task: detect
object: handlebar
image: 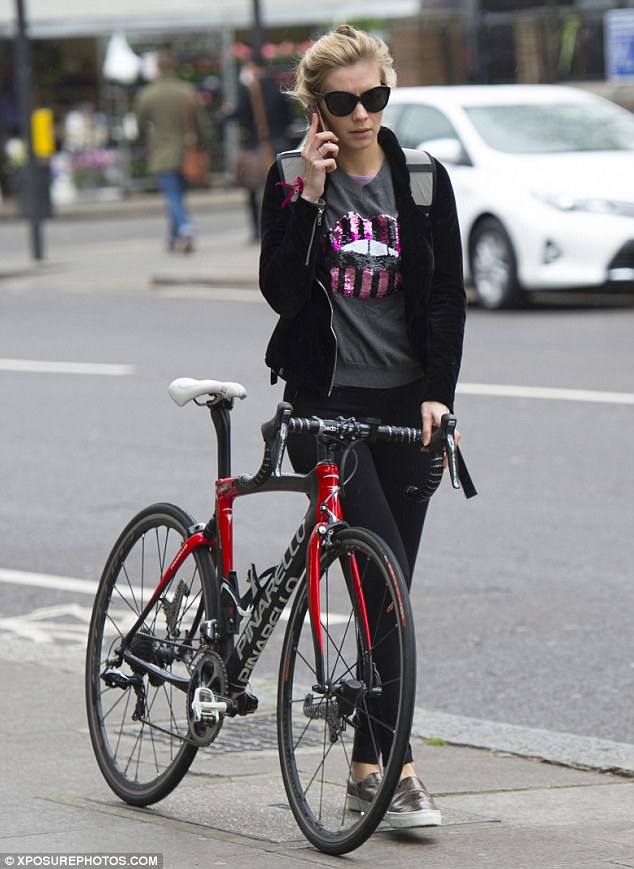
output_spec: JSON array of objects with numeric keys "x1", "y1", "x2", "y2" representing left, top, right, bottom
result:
[{"x1": 237, "y1": 401, "x2": 468, "y2": 502}]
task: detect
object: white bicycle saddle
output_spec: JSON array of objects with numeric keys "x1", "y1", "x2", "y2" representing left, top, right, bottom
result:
[{"x1": 168, "y1": 377, "x2": 248, "y2": 407}]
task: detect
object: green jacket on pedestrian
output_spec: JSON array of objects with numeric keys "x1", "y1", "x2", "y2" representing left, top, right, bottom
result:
[{"x1": 134, "y1": 73, "x2": 208, "y2": 175}]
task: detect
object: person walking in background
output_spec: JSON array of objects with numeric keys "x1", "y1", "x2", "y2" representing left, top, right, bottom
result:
[
  {"x1": 259, "y1": 24, "x2": 466, "y2": 829},
  {"x1": 134, "y1": 49, "x2": 208, "y2": 253},
  {"x1": 228, "y1": 57, "x2": 294, "y2": 241}
]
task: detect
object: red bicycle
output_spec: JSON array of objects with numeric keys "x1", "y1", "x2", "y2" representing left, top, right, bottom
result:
[{"x1": 85, "y1": 377, "x2": 462, "y2": 854}]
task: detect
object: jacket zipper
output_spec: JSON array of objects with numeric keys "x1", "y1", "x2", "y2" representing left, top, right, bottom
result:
[
  {"x1": 305, "y1": 204, "x2": 324, "y2": 267},
  {"x1": 305, "y1": 205, "x2": 337, "y2": 396},
  {"x1": 315, "y1": 277, "x2": 338, "y2": 396},
  {"x1": 305, "y1": 207, "x2": 339, "y2": 397}
]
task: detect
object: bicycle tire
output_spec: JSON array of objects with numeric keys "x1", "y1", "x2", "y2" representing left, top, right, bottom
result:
[
  {"x1": 277, "y1": 526, "x2": 416, "y2": 854},
  {"x1": 85, "y1": 503, "x2": 216, "y2": 805}
]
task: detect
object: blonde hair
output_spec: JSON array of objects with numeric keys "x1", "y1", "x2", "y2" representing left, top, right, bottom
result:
[{"x1": 289, "y1": 24, "x2": 397, "y2": 109}]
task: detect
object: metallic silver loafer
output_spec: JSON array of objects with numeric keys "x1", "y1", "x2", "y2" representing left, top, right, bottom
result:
[
  {"x1": 346, "y1": 772, "x2": 382, "y2": 813},
  {"x1": 385, "y1": 775, "x2": 442, "y2": 828}
]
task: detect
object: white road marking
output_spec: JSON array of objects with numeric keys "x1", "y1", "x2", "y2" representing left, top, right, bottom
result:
[
  {"x1": 0, "y1": 569, "x2": 349, "y2": 636},
  {"x1": 2, "y1": 358, "x2": 630, "y2": 404},
  {"x1": 0, "y1": 358, "x2": 136, "y2": 376},
  {"x1": 0, "y1": 568, "x2": 98, "y2": 595},
  {"x1": 154, "y1": 287, "x2": 262, "y2": 302},
  {"x1": 0, "y1": 568, "x2": 140, "y2": 606},
  {"x1": 0, "y1": 603, "x2": 93, "y2": 646},
  {"x1": 457, "y1": 382, "x2": 634, "y2": 405}
]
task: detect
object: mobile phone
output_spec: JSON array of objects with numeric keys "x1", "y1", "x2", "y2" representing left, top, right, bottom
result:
[{"x1": 306, "y1": 103, "x2": 327, "y2": 132}]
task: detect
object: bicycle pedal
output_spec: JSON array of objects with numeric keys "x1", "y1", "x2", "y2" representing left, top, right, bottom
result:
[{"x1": 191, "y1": 687, "x2": 228, "y2": 724}]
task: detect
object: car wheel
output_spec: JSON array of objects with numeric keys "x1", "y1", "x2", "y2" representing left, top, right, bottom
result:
[{"x1": 470, "y1": 218, "x2": 525, "y2": 310}]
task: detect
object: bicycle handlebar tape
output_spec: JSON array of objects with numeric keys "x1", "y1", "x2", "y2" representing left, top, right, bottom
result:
[
  {"x1": 237, "y1": 402, "x2": 293, "y2": 490},
  {"x1": 288, "y1": 417, "x2": 324, "y2": 436},
  {"x1": 237, "y1": 448, "x2": 273, "y2": 491},
  {"x1": 404, "y1": 414, "x2": 458, "y2": 502},
  {"x1": 404, "y1": 453, "x2": 445, "y2": 502}
]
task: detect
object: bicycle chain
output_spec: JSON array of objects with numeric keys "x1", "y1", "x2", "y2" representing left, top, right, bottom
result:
[
  {"x1": 130, "y1": 648, "x2": 226, "y2": 748},
  {"x1": 136, "y1": 715, "x2": 200, "y2": 747}
]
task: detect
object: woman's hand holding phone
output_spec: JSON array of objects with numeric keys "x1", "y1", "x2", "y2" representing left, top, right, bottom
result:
[{"x1": 300, "y1": 107, "x2": 339, "y2": 203}]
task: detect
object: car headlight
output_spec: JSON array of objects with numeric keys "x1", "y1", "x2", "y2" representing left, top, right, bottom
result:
[{"x1": 533, "y1": 192, "x2": 634, "y2": 218}]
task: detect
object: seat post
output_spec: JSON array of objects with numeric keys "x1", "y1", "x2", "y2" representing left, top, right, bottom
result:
[{"x1": 209, "y1": 401, "x2": 232, "y2": 479}]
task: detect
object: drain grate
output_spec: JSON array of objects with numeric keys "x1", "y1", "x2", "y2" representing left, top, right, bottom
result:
[
  {"x1": 209, "y1": 711, "x2": 328, "y2": 754},
  {"x1": 216, "y1": 712, "x2": 280, "y2": 753}
]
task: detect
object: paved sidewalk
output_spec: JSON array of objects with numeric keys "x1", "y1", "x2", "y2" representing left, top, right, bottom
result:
[
  {"x1": 0, "y1": 187, "x2": 261, "y2": 294},
  {"x1": 0, "y1": 184, "x2": 238, "y2": 224},
  {"x1": 1, "y1": 655, "x2": 633, "y2": 869}
]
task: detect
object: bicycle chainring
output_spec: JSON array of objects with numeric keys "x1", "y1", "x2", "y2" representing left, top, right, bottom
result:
[{"x1": 186, "y1": 649, "x2": 228, "y2": 747}]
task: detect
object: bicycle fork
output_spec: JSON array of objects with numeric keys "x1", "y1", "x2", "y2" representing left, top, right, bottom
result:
[{"x1": 307, "y1": 462, "x2": 373, "y2": 694}]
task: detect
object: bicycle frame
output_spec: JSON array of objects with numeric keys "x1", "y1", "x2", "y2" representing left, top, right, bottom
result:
[
  {"x1": 118, "y1": 399, "x2": 374, "y2": 701},
  {"x1": 217, "y1": 464, "x2": 342, "y2": 695}
]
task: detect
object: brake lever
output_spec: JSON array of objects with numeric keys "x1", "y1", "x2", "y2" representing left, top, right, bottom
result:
[
  {"x1": 429, "y1": 414, "x2": 460, "y2": 490},
  {"x1": 261, "y1": 401, "x2": 293, "y2": 477}
]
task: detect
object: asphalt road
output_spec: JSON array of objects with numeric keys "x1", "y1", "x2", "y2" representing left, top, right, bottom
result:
[{"x1": 1, "y1": 205, "x2": 633, "y2": 748}]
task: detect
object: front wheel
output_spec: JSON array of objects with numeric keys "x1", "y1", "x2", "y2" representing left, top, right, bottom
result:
[
  {"x1": 85, "y1": 503, "x2": 216, "y2": 805},
  {"x1": 470, "y1": 217, "x2": 525, "y2": 309},
  {"x1": 278, "y1": 527, "x2": 416, "y2": 855}
]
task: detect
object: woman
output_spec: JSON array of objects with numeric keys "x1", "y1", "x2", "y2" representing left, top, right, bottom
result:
[{"x1": 259, "y1": 24, "x2": 466, "y2": 828}]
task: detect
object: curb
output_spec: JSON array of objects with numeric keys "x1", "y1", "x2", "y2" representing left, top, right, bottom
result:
[
  {"x1": 413, "y1": 708, "x2": 634, "y2": 778},
  {"x1": 150, "y1": 272, "x2": 259, "y2": 290}
]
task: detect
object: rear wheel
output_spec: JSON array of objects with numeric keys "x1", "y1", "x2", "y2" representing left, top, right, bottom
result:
[
  {"x1": 85, "y1": 503, "x2": 216, "y2": 805},
  {"x1": 278, "y1": 527, "x2": 416, "y2": 854},
  {"x1": 470, "y1": 217, "x2": 525, "y2": 309}
]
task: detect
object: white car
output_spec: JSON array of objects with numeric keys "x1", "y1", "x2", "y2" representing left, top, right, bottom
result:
[{"x1": 382, "y1": 85, "x2": 634, "y2": 308}]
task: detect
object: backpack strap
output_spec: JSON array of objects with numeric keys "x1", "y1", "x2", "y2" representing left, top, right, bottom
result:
[
  {"x1": 275, "y1": 150, "x2": 305, "y2": 204},
  {"x1": 402, "y1": 148, "x2": 435, "y2": 208},
  {"x1": 277, "y1": 150, "x2": 304, "y2": 185},
  {"x1": 277, "y1": 147, "x2": 435, "y2": 207}
]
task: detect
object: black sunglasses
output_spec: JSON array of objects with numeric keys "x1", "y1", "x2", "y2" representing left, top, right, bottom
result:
[{"x1": 314, "y1": 85, "x2": 391, "y2": 117}]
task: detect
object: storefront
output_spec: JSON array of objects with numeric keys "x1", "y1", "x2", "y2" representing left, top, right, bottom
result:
[
  {"x1": 0, "y1": 0, "x2": 417, "y2": 202},
  {"x1": 0, "y1": 28, "x2": 312, "y2": 202},
  {"x1": 2, "y1": 0, "x2": 628, "y2": 204}
]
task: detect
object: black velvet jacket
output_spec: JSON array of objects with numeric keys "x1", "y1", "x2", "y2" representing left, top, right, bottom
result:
[{"x1": 259, "y1": 126, "x2": 466, "y2": 409}]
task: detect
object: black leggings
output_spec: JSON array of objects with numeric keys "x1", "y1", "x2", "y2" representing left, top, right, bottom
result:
[{"x1": 284, "y1": 379, "x2": 431, "y2": 765}]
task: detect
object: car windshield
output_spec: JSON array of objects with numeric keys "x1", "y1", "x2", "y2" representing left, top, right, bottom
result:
[{"x1": 464, "y1": 102, "x2": 634, "y2": 153}]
